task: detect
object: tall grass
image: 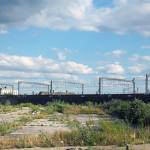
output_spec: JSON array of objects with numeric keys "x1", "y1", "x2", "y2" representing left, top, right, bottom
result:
[
  {"x1": 0, "y1": 120, "x2": 149, "y2": 149},
  {"x1": 0, "y1": 101, "x2": 104, "y2": 115},
  {"x1": 46, "y1": 101, "x2": 104, "y2": 115},
  {"x1": 0, "y1": 101, "x2": 150, "y2": 149}
]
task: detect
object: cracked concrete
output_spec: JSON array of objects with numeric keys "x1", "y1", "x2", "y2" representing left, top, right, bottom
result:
[{"x1": 0, "y1": 107, "x2": 31, "y2": 123}]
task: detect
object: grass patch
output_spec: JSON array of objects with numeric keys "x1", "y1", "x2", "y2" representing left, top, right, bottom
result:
[
  {"x1": 0, "y1": 120, "x2": 149, "y2": 149},
  {"x1": 0, "y1": 116, "x2": 33, "y2": 136},
  {"x1": 0, "y1": 105, "x2": 17, "y2": 113},
  {"x1": 0, "y1": 100, "x2": 150, "y2": 149},
  {"x1": 47, "y1": 101, "x2": 104, "y2": 115},
  {"x1": 0, "y1": 101, "x2": 104, "y2": 116}
]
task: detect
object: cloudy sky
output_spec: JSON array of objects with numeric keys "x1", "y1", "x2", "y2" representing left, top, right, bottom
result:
[{"x1": 0, "y1": 0, "x2": 150, "y2": 83}]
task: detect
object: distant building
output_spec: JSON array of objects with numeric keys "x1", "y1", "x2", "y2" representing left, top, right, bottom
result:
[{"x1": 0, "y1": 88, "x2": 18, "y2": 95}]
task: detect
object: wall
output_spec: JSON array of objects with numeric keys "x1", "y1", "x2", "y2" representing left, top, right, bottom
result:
[{"x1": 0, "y1": 94, "x2": 150, "y2": 105}]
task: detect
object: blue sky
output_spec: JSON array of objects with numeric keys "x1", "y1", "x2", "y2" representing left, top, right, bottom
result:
[{"x1": 0, "y1": 0, "x2": 150, "y2": 83}]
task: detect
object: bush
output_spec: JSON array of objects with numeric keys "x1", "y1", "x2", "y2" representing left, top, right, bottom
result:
[
  {"x1": 104, "y1": 100, "x2": 150, "y2": 126},
  {"x1": 109, "y1": 100, "x2": 130, "y2": 121},
  {"x1": 128, "y1": 100, "x2": 146, "y2": 126},
  {"x1": 47, "y1": 101, "x2": 66, "y2": 113}
]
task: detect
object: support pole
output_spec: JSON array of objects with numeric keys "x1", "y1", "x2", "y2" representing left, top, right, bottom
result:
[
  {"x1": 48, "y1": 85, "x2": 50, "y2": 95},
  {"x1": 18, "y1": 81, "x2": 20, "y2": 95},
  {"x1": 99, "y1": 77, "x2": 102, "y2": 94},
  {"x1": 50, "y1": 80, "x2": 53, "y2": 96},
  {"x1": 132, "y1": 78, "x2": 136, "y2": 94},
  {"x1": 146, "y1": 74, "x2": 149, "y2": 94},
  {"x1": 82, "y1": 84, "x2": 84, "y2": 95},
  {"x1": 12, "y1": 85, "x2": 14, "y2": 95},
  {"x1": 0, "y1": 88, "x2": 2, "y2": 95}
]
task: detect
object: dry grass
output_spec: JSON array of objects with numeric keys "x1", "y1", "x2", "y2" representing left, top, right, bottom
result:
[
  {"x1": 0, "y1": 112, "x2": 48, "y2": 136},
  {"x1": 0, "y1": 102, "x2": 149, "y2": 149},
  {"x1": 63, "y1": 105, "x2": 104, "y2": 115},
  {"x1": 0, "y1": 120, "x2": 150, "y2": 149}
]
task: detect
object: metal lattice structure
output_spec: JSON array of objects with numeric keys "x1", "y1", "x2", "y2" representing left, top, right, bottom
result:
[
  {"x1": 0, "y1": 83, "x2": 14, "y2": 95},
  {"x1": 4, "y1": 74, "x2": 150, "y2": 95},
  {"x1": 83, "y1": 80, "x2": 99, "y2": 94},
  {"x1": 51, "y1": 80, "x2": 83, "y2": 95},
  {"x1": 134, "y1": 77, "x2": 146, "y2": 94},
  {"x1": 98, "y1": 77, "x2": 134, "y2": 94},
  {"x1": 18, "y1": 81, "x2": 50, "y2": 95}
]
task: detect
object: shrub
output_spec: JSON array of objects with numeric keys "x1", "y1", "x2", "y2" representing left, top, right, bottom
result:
[
  {"x1": 104, "y1": 100, "x2": 150, "y2": 126},
  {"x1": 109, "y1": 100, "x2": 130, "y2": 121},
  {"x1": 128, "y1": 100, "x2": 146, "y2": 126}
]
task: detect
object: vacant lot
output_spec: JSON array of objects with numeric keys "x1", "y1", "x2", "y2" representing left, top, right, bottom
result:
[{"x1": 0, "y1": 100, "x2": 150, "y2": 149}]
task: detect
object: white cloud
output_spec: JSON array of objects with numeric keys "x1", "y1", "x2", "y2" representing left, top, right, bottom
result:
[
  {"x1": 141, "y1": 45, "x2": 150, "y2": 49},
  {"x1": 128, "y1": 64, "x2": 145, "y2": 74},
  {"x1": 26, "y1": 0, "x2": 100, "y2": 31},
  {"x1": 61, "y1": 61, "x2": 93, "y2": 74},
  {"x1": 106, "y1": 63, "x2": 125, "y2": 74},
  {"x1": 52, "y1": 48, "x2": 71, "y2": 61},
  {"x1": 130, "y1": 54, "x2": 150, "y2": 62},
  {"x1": 0, "y1": 25, "x2": 8, "y2": 34},
  {"x1": 0, "y1": 29, "x2": 7, "y2": 34},
  {"x1": 97, "y1": 62, "x2": 125, "y2": 74},
  {"x1": 105, "y1": 49, "x2": 126, "y2": 58},
  {"x1": 0, "y1": 53, "x2": 93, "y2": 80},
  {"x1": 129, "y1": 54, "x2": 150, "y2": 74},
  {"x1": 0, "y1": 0, "x2": 150, "y2": 35},
  {"x1": 142, "y1": 56, "x2": 150, "y2": 62},
  {"x1": 100, "y1": 0, "x2": 150, "y2": 36}
]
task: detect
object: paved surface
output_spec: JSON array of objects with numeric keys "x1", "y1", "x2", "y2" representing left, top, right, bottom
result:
[
  {"x1": 1, "y1": 112, "x2": 150, "y2": 149},
  {"x1": 71, "y1": 114, "x2": 112, "y2": 123},
  {"x1": 0, "y1": 107, "x2": 31, "y2": 123},
  {"x1": 71, "y1": 114, "x2": 100, "y2": 123},
  {"x1": 3, "y1": 144, "x2": 150, "y2": 150},
  {"x1": 11, "y1": 118, "x2": 70, "y2": 135},
  {"x1": 10, "y1": 114, "x2": 113, "y2": 136}
]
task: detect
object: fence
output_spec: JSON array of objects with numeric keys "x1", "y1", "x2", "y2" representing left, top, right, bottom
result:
[
  {"x1": 17, "y1": 81, "x2": 50, "y2": 95},
  {"x1": 0, "y1": 74, "x2": 149, "y2": 95},
  {"x1": 98, "y1": 77, "x2": 134, "y2": 94},
  {"x1": 17, "y1": 80, "x2": 83, "y2": 95},
  {"x1": 51, "y1": 80, "x2": 83, "y2": 95}
]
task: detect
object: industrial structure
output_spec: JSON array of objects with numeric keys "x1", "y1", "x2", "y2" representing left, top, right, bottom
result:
[{"x1": 0, "y1": 74, "x2": 149, "y2": 96}]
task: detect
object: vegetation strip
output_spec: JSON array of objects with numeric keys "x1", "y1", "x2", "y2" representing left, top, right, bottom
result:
[{"x1": 0, "y1": 100, "x2": 150, "y2": 149}]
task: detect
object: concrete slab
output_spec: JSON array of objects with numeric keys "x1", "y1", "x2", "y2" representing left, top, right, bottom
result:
[
  {"x1": 11, "y1": 119, "x2": 70, "y2": 135},
  {"x1": 72, "y1": 114, "x2": 100, "y2": 123},
  {"x1": 69, "y1": 114, "x2": 113, "y2": 125},
  {"x1": 10, "y1": 114, "x2": 111, "y2": 136},
  {"x1": 0, "y1": 107, "x2": 31, "y2": 123}
]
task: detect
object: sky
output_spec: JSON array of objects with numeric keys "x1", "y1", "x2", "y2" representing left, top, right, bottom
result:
[{"x1": 0, "y1": 0, "x2": 150, "y2": 84}]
